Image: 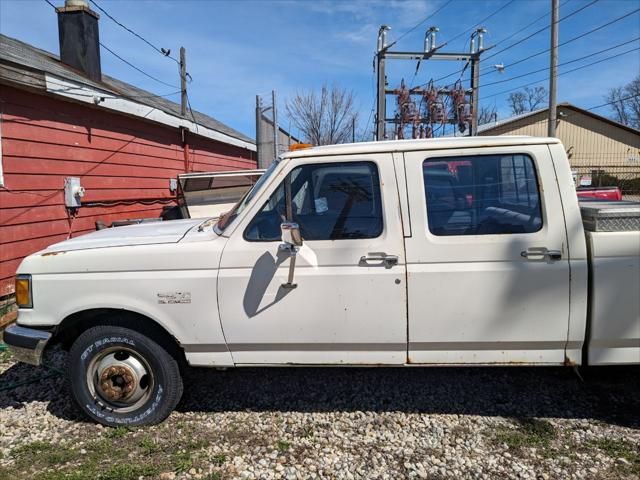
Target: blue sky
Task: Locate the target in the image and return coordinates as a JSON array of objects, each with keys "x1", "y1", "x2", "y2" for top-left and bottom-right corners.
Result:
[{"x1": 1, "y1": 0, "x2": 638, "y2": 140}]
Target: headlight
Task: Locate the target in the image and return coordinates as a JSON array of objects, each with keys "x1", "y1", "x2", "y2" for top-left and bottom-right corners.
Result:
[{"x1": 15, "y1": 274, "x2": 33, "y2": 308}]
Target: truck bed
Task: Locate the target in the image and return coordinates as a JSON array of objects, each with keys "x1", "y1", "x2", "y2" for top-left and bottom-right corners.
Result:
[{"x1": 580, "y1": 201, "x2": 640, "y2": 365}]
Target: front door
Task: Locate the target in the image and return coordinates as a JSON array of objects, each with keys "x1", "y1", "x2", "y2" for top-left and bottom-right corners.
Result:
[
  {"x1": 403, "y1": 145, "x2": 571, "y2": 364},
  {"x1": 217, "y1": 154, "x2": 407, "y2": 364}
]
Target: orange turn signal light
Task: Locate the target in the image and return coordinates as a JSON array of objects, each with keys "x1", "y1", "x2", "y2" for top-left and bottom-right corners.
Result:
[
  {"x1": 289, "y1": 143, "x2": 313, "y2": 151},
  {"x1": 15, "y1": 275, "x2": 32, "y2": 308}
]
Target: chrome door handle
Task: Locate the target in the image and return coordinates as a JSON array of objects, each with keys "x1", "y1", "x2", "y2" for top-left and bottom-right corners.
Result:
[
  {"x1": 547, "y1": 250, "x2": 562, "y2": 260},
  {"x1": 360, "y1": 253, "x2": 399, "y2": 268},
  {"x1": 521, "y1": 247, "x2": 562, "y2": 261}
]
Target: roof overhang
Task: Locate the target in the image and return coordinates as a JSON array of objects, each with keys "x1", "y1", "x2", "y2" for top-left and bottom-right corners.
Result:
[
  {"x1": 42, "y1": 74, "x2": 256, "y2": 151},
  {"x1": 478, "y1": 103, "x2": 640, "y2": 136}
]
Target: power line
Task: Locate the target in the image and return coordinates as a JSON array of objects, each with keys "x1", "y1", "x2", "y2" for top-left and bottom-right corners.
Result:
[
  {"x1": 481, "y1": 46, "x2": 640, "y2": 101},
  {"x1": 432, "y1": 0, "x2": 593, "y2": 84},
  {"x1": 480, "y1": 37, "x2": 640, "y2": 89},
  {"x1": 386, "y1": 0, "x2": 455, "y2": 50},
  {"x1": 444, "y1": 0, "x2": 517, "y2": 47},
  {"x1": 409, "y1": 0, "x2": 517, "y2": 89},
  {"x1": 482, "y1": 0, "x2": 600, "y2": 63},
  {"x1": 98, "y1": 42, "x2": 179, "y2": 89},
  {"x1": 583, "y1": 94, "x2": 639, "y2": 112},
  {"x1": 484, "y1": 6, "x2": 640, "y2": 74},
  {"x1": 89, "y1": 0, "x2": 180, "y2": 64},
  {"x1": 186, "y1": 94, "x2": 200, "y2": 135},
  {"x1": 489, "y1": 0, "x2": 573, "y2": 51},
  {"x1": 432, "y1": 2, "x2": 637, "y2": 87},
  {"x1": 42, "y1": 0, "x2": 180, "y2": 89},
  {"x1": 541, "y1": 94, "x2": 640, "y2": 124}
]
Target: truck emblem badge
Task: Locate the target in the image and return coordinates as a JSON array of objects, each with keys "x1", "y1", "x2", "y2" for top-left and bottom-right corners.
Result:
[{"x1": 157, "y1": 292, "x2": 191, "y2": 304}]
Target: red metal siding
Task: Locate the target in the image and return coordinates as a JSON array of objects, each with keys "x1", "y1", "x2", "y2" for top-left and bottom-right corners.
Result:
[{"x1": 0, "y1": 86, "x2": 256, "y2": 294}]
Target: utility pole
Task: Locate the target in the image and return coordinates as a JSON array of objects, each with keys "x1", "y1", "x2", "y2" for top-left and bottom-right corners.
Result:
[
  {"x1": 180, "y1": 46, "x2": 187, "y2": 117},
  {"x1": 375, "y1": 26, "x2": 390, "y2": 140},
  {"x1": 548, "y1": 0, "x2": 559, "y2": 137},
  {"x1": 352, "y1": 117, "x2": 356, "y2": 142},
  {"x1": 470, "y1": 58, "x2": 480, "y2": 136},
  {"x1": 469, "y1": 28, "x2": 485, "y2": 136},
  {"x1": 272, "y1": 90, "x2": 278, "y2": 161},
  {"x1": 255, "y1": 95, "x2": 262, "y2": 167}
]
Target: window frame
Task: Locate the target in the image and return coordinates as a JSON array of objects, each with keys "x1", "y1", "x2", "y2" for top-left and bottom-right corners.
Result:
[
  {"x1": 422, "y1": 153, "x2": 544, "y2": 237},
  {"x1": 243, "y1": 160, "x2": 385, "y2": 242}
]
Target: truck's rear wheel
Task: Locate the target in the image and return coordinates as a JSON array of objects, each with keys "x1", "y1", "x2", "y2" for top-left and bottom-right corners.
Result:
[{"x1": 68, "y1": 325, "x2": 183, "y2": 426}]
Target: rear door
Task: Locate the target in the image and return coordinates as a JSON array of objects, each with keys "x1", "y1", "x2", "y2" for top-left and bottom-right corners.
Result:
[{"x1": 404, "y1": 145, "x2": 571, "y2": 364}]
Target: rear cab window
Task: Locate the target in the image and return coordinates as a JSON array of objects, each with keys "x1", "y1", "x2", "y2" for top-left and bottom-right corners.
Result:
[{"x1": 423, "y1": 154, "x2": 543, "y2": 236}]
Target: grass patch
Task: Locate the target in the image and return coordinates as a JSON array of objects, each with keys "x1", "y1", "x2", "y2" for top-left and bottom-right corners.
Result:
[
  {"x1": 34, "y1": 471, "x2": 97, "y2": 480},
  {"x1": 85, "y1": 438, "x2": 113, "y2": 456},
  {"x1": 299, "y1": 425, "x2": 314, "y2": 438},
  {"x1": 185, "y1": 439, "x2": 208, "y2": 451},
  {"x1": 104, "y1": 426, "x2": 134, "y2": 439},
  {"x1": 494, "y1": 418, "x2": 556, "y2": 451},
  {"x1": 99, "y1": 464, "x2": 159, "y2": 480},
  {"x1": 0, "y1": 346, "x2": 12, "y2": 363},
  {"x1": 12, "y1": 441, "x2": 75, "y2": 467},
  {"x1": 276, "y1": 440, "x2": 291, "y2": 453},
  {"x1": 5, "y1": 422, "x2": 243, "y2": 480},
  {"x1": 173, "y1": 451, "x2": 193, "y2": 474},
  {"x1": 138, "y1": 436, "x2": 160, "y2": 454},
  {"x1": 591, "y1": 438, "x2": 640, "y2": 475}
]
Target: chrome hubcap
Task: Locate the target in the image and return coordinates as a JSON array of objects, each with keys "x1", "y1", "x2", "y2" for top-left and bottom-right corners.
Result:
[{"x1": 87, "y1": 347, "x2": 153, "y2": 412}]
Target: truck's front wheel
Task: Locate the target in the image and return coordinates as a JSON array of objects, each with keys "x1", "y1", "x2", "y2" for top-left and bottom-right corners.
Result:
[{"x1": 68, "y1": 325, "x2": 183, "y2": 426}]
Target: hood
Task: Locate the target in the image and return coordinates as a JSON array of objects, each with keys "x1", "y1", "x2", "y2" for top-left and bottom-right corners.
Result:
[{"x1": 42, "y1": 219, "x2": 206, "y2": 253}]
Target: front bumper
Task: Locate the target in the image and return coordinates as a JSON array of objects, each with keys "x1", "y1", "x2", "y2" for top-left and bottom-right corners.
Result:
[{"x1": 3, "y1": 324, "x2": 52, "y2": 366}]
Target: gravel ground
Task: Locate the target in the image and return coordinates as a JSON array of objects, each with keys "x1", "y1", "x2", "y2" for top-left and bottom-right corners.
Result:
[{"x1": 0, "y1": 346, "x2": 638, "y2": 480}]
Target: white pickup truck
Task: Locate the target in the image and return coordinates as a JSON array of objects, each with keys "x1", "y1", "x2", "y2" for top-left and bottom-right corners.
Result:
[{"x1": 5, "y1": 136, "x2": 639, "y2": 426}]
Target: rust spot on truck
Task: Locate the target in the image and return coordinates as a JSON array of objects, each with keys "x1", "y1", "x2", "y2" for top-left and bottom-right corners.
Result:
[
  {"x1": 564, "y1": 356, "x2": 577, "y2": 367},
  {"x1": 41, "y1": 251, "x2": 66, "y2": 257}
]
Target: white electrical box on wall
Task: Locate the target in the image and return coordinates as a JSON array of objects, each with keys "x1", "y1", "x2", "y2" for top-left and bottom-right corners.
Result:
[{"x1": 64, "y1": 177, "x2": 85, "y2": 208}]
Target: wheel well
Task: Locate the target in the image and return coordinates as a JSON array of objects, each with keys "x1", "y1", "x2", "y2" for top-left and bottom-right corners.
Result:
[{"x1": 55, "y1": 309, "x2": 186, "y2": 365}]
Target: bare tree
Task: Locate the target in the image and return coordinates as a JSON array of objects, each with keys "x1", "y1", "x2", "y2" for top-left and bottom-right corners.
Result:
[
  {"x1": 478, "y1": 104, "x2": 498, "y2": 125},
  {"x1": 285, "y1": 85, "x2": 358, "y2": 145},
  {"x1": 507, "y1": 91, "x2": 527, "y2": 116},
  {"x1": 626, "y1": 76, "x2": 640, "y2": 129},
  {"x1": 507, "y1": 86, "x2": 548, "y2": 116},
  {"x1": 606, "y1": 75, "x2": 640, "y2": 129},
  {"x1": 607, "y1": 86, "x2": 630, "y2": 126}
]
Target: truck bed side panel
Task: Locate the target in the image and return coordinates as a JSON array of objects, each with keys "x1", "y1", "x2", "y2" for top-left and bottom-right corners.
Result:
[{"x1": 586, "y1": 231, "x2": 640, "y2": 365}]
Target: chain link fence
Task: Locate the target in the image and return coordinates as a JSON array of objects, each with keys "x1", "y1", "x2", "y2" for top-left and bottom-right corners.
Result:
[{"x1": 572, "y1": 164, "x2": 640, "y2": 201}]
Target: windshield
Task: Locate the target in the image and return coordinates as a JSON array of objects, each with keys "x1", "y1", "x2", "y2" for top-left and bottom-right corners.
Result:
[{"x1": 214, "y1": 159, "x2": 280, "y2": 233}]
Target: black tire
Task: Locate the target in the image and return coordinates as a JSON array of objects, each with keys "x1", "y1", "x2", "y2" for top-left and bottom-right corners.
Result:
[{"x1": 68, "y1": 325, "x2": 183, "y2": 427}]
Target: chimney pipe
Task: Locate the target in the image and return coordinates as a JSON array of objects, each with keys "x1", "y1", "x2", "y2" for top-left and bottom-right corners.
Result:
[{"x1": 56, "y1": 0, "x2": 101, "y2": 82}]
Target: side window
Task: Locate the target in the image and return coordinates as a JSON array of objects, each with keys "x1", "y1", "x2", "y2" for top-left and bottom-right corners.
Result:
[
  {"x1": 245, "y1": 161, "x2": 383, "y2": 241},
  {"x1": 423, "y1": 154, "x2": 542, "y2": 236}
]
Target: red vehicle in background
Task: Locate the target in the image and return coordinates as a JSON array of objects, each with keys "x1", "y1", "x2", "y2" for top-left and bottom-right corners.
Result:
[{"x1": 576, "y1": 186, "x2": 623, "y2": 201}]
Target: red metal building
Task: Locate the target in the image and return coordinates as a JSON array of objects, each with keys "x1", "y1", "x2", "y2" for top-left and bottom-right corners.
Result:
[{"x1": 0, "y1": 6, "x2": 256, "y2": 296}]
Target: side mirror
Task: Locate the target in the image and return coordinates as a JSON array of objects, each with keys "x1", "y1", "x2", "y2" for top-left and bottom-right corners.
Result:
[
  {"x1": 280, "y1": 222, "x2": 303, "y2": 248},
  {"x1": 279, "y1": 222, "x2": 302, "y2": 289}
]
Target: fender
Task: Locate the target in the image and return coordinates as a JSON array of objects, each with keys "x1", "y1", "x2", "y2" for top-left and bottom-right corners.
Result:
[{"x1": 17, "y1": 270, "x2": 234, "y2": 367}]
